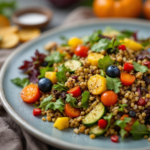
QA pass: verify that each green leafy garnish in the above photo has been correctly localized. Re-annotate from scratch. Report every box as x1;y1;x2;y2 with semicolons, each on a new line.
11;78;30;88
130;120;150;140
80;91;90;108
53;82;69;91
116;30;135;40
72;54;80;60
98;55;114;71
60;36;69;46
66;91;90;108
56;64;71;84
100;69;106;77
66;94;78;108
133;61;148;73
103;26;121;36
38;66;54;78
103;113;113;131
140;39;150;47
106;76;122;93
115;117;131;139
118;104;128;112
38;95;64;112
45;52;65;64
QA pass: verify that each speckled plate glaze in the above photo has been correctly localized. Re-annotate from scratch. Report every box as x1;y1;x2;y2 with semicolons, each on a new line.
1;19;150;150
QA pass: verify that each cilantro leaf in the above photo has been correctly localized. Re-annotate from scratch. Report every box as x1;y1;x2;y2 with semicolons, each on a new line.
118;104;128;112
72;54;80;60
100;69;106;77
66;94;78;108
38;95;53;110
133;61;148;73
45;98;64;113
98;55;114;71
106;76;122;93
38;66;54;78
103;113;113;131
80;91;90;108
45;52;65;63
130;120;150;140
53;82;69;91
11;77;30;88
115;117;131;139
91;38;110;52
56;64;71;84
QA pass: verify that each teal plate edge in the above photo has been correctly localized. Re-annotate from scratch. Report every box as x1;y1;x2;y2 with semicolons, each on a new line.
1;18;150;150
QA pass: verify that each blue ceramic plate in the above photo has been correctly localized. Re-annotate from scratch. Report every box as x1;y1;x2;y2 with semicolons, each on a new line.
1;19;150;150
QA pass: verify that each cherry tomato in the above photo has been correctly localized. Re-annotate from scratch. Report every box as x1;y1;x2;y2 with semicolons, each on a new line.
111;135;119;143
118;45;126;51
120;72;135;86
98;119;108;129
120;114;129;120
74;46;89;58
124;118;136;132
137;98;146;106
124;62;134;72
33;108;41;116
67;86;81;97
65;103;81;117
101;91;118;107
143;61;150;69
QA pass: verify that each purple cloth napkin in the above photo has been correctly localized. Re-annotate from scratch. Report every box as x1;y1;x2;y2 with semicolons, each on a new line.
0;7;95;150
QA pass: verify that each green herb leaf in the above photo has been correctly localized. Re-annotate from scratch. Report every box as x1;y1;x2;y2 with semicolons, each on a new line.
45;98;64;113
91;38;110;52
98;55;114;71
106;76;122;93
116;30;135;40
60;36;69;46
115;117;131;139
45;52;65;63
38;66;54;78
72;54;80;60
130;120;150;140
53;82;69;91
66;94;78;108
80;91;90;108
133;61;148;73
103;113;113;132
38;95;53;110
103;26;121;36
11;77;30;88
100;69;106;77
118;104;128;112
56;64;71;84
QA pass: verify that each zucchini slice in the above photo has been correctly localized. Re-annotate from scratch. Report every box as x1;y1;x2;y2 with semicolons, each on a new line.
89;125;105;136
82;102;105;126
64;60;81;72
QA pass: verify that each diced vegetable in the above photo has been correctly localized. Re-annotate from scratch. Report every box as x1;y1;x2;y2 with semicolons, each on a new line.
120;72;135;86
122;38;143;51
120;114;129;120
124;62;134;72
88;75;107;95
75;45;89;58
33;108;41;116
111;135;119;143
82;102;105;126
53;117;69;130
45;72;57;84
68;37;83;48
67;86;81;97
64;60;82;72
101;91;118;107
118;45;126;51
143;61;150;69
124;118;136;132
88;53;104;66
20;84;40;103
65;103;81;117
137;98;146;106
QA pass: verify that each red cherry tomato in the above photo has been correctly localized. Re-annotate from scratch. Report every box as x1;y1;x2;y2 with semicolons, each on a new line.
120;72;135;86
67;86;81;97
101;91;118;107
137;98;146;106
111;135;119;143
98;119;108;129
33;108;41;116
74;46;89;58
143;61;150;69
124;62;134;72
118;45;126;51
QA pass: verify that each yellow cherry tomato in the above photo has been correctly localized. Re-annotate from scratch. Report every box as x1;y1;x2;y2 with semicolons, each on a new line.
68;37;83;48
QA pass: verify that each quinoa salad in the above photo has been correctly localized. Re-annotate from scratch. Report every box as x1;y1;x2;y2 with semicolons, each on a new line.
11;27;150;142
